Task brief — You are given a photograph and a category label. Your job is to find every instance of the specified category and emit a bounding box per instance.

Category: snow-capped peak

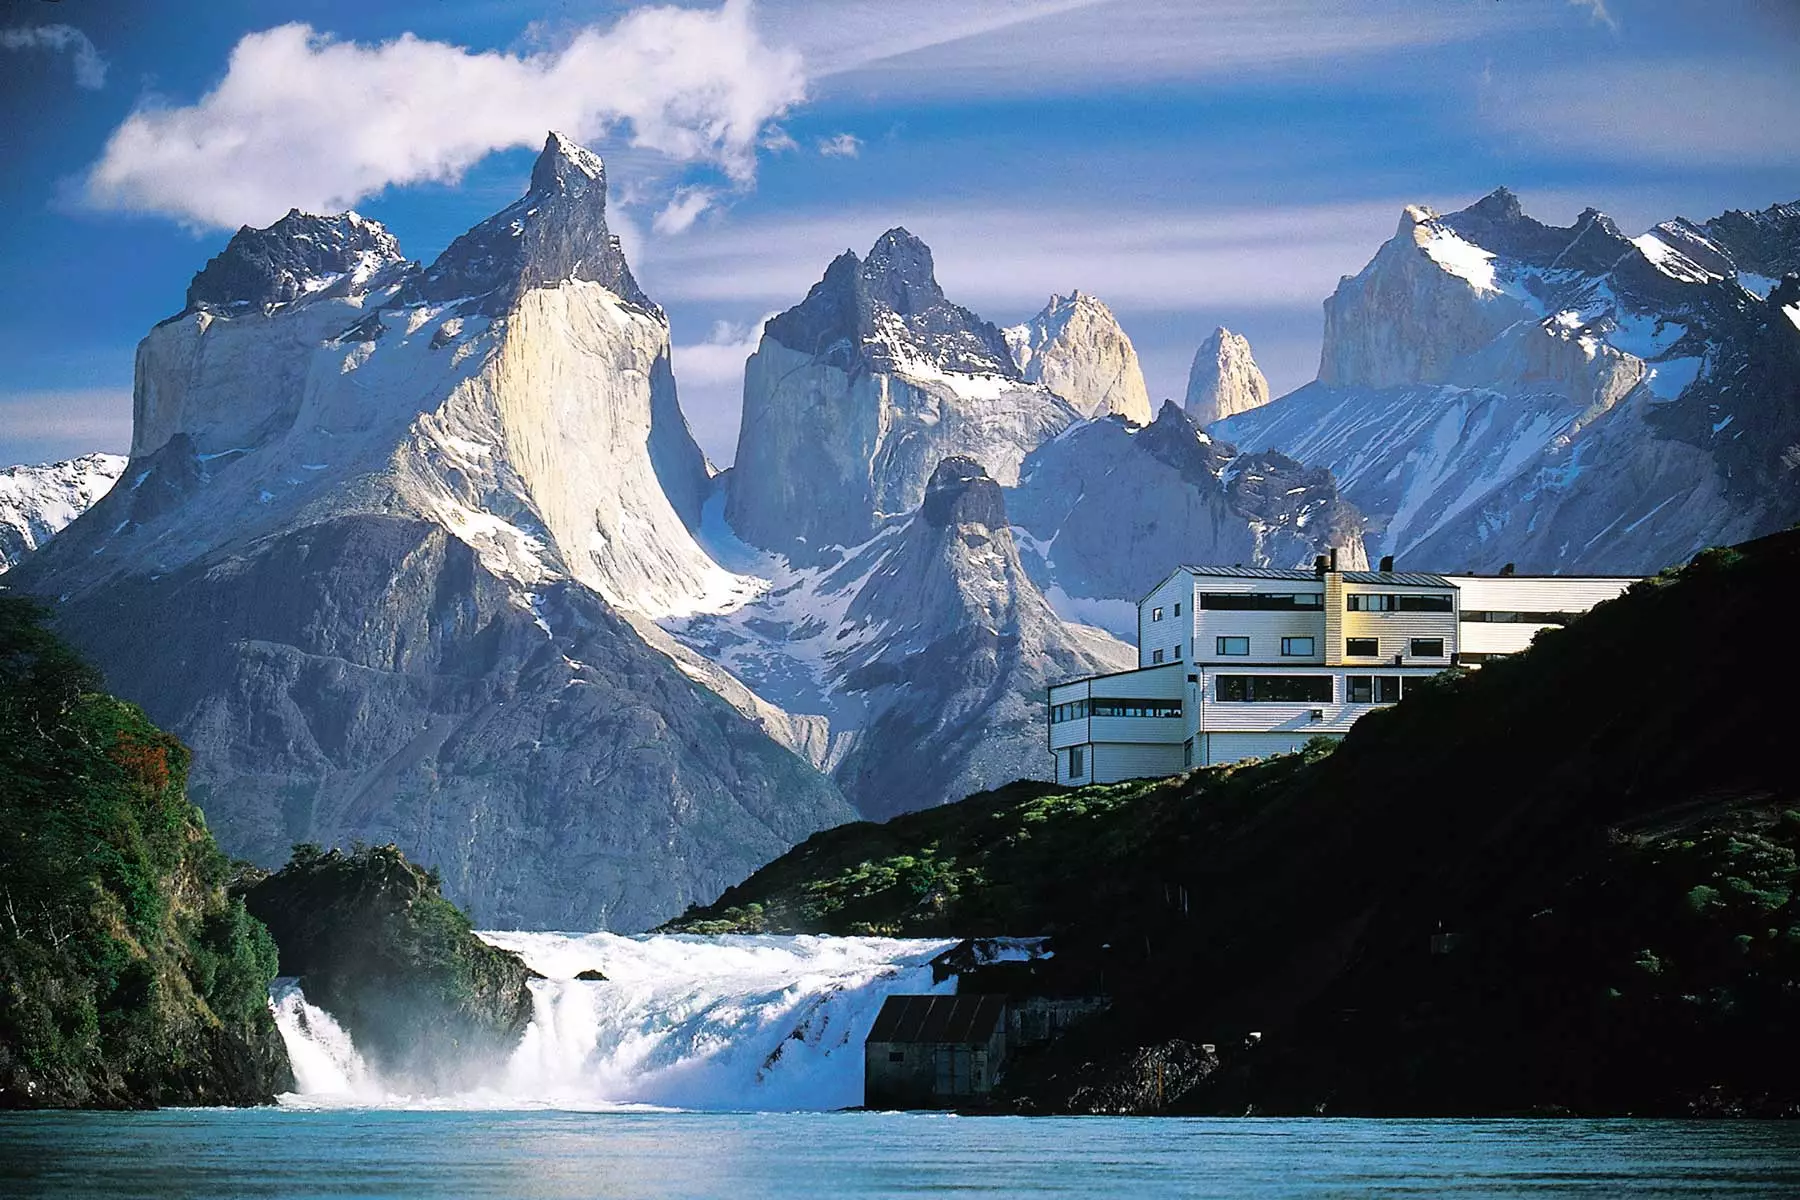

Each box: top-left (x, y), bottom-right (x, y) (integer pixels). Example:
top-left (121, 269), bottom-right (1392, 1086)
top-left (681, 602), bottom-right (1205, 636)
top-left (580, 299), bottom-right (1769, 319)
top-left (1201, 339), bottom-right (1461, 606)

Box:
top-left (184, 209), bottom-right (407, 312)
top-left (0, 452), bottom-right (127, 573)
top-left (1002, 291), bottom-right (1152, 424)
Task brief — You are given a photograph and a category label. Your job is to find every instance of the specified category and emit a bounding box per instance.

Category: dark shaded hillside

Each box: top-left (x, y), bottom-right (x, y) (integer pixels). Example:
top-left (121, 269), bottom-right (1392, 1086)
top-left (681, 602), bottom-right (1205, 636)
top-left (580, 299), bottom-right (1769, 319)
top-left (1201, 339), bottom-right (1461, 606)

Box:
top-left (674, 531), bottom-right (1799, 1115)
top-left (0, 599), bottom-right (289, 1108)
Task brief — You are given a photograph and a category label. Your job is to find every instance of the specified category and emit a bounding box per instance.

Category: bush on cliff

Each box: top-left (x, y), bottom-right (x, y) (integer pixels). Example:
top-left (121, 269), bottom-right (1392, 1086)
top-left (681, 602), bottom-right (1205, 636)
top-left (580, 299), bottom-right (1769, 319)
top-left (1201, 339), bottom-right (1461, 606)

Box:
top-left (0, 597), bottom-right (290, 1108)
top-left (242, 842), bottom-right (535, 1092)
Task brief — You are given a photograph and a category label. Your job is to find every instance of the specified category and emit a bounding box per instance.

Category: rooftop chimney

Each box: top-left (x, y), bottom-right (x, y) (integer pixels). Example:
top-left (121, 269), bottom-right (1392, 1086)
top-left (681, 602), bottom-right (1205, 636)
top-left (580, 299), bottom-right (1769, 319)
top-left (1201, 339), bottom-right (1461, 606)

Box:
top-left (1314, 554), bottom-right (1329, 577)
top-left (1500, 562), bottom-right (1516, 576)
top-left (1379, 554), bottom-right (1395, 573)
top-left (1328, 547), bottom-right (1339, 571)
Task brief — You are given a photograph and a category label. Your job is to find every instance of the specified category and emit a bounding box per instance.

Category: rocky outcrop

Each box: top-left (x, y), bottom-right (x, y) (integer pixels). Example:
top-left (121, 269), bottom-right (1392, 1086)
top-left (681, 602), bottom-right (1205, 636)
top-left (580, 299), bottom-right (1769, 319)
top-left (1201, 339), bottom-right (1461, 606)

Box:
top-left (1219, 188), bottom-right (1800, 572)
top-left (727, 230), bottom-right (1078, 559)
top-left (1184, 326), bottom-right (1269, 425)
top-left (1008, 402), bottom-right (1366, 636)
top-left (1004, 292), bottom-right (1153, 424)
top-left (242, 844), bottom-right (536, 1094)
top-left (0, 453), bottom-right (126, 573)
top-left (185, 210), bottom-right (406, 313)
top-left (13, 132), bottom-right (854, 930)
top-left (673, 458), bottom-right (1131, 821)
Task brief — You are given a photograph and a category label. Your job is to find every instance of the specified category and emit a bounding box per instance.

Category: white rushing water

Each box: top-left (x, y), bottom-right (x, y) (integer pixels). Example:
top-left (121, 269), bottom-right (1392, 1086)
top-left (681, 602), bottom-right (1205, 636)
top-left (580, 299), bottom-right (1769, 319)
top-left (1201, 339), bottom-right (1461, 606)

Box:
top-left (269, 933), bottom-right (960, 1111)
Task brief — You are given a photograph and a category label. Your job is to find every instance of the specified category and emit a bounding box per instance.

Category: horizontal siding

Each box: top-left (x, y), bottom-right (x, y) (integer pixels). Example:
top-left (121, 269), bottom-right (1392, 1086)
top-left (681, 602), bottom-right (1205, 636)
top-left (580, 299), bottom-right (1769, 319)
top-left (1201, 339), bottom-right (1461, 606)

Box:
top-left (1049, 718), bottom-right (1090, 750)
top-left (1341, 610), bottom-right (1458, 662)
top-left (1444, 575), bottom-right (1637, 612)
top-left (1088, 715), bottom-right (1187, 745)
top-left (1089, 662), bottom-right (1187, 700)
top-left (1193, 610), bottom-right (1328, 664)
top-left (1138, 575), bottom-right (1191, 668)
top-left (1201, 732), bottom-right (1319, 765)
top-left (1094, 742), bottom-right (1185, 784)
top-left (1458, 623), bottom-right (1547, 656)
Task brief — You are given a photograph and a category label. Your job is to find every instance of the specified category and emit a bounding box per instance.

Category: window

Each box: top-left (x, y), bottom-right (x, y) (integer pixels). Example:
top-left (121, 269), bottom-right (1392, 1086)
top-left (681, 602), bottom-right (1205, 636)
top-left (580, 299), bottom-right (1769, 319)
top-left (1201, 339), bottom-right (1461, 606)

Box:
top-left (1348, 593), bottom-right (1454, 612)
top-left (1152, 649), bottom-right (1165, 664)
top-left (1068, 746), bottom-right (1084, 778)
top-left (889, 1051), bottom-right (906, 1063)
top-left (1409, 638), bottom-right (1445, 657)
top-left (1280, 636), bottom-right (1316, 657)
top-left (1214, 675), bottom-right (1333, 703)
top-left (1090, 698), bottom-right (1183, 718)
top-left (1376, 676), bottom-right (1403, 704)
top-left (1152, 606), bottom-right (1164, 621)
top-left (1348, 676), bottom-right (1404, 704)
top-left (1462, 610), bottom-right (1576, 625)
top-left (1174, 602), bottom-right (1182, 617)
top-left (1183, 739), bottom-right (1194, 767)
top-left (1050, 699), bottom-right (1090, 723)
top-left (1215, 636), bottom-right (1249, 656)
top-left (1200, 592), bottom-right (1323, 611)
top-left (1346, 637), bottom-right (1379, 657)
top-left (1173, 643), bottom-right (1182, 661)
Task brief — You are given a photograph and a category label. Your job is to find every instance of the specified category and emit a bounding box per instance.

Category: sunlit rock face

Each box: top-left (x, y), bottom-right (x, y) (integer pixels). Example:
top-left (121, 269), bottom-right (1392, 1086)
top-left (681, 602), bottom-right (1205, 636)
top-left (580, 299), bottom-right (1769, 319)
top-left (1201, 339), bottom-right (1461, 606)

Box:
top-left (1184, 326), bottom-right (1270, 426)
top-left (727, 229), bottom-right (1079, 561)
top-left (1217, 188), bottom-right (1800, 573)
top-left (1005, 291), bottom-right (1153, 425)
top-left (12, 133), bottom-right (853, 931)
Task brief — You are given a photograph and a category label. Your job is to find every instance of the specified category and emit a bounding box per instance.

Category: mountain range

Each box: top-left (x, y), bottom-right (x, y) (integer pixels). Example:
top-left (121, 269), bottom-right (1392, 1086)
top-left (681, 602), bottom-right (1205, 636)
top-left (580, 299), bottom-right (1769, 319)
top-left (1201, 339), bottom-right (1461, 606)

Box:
top-left (5, 136), bottom-right (1795, 927)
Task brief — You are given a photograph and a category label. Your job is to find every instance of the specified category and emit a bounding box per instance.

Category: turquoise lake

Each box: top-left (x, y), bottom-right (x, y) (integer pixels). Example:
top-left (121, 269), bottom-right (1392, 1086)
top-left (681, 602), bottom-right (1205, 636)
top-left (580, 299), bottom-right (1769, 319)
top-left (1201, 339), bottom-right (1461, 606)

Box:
top-left (4, 1112), bottom-right (1799, 1198)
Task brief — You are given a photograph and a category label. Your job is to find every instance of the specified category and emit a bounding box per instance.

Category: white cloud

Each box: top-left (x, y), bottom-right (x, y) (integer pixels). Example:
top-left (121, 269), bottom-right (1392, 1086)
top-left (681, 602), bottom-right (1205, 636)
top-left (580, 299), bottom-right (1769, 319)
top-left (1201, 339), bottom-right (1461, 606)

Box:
top-left (816, 133), bottom-right (861, 158)
top-left (1567, 0), bottom-right (1619, 32)
top-left (0, 389), bottom-right (132, 464)
top-left (671, 316), bottom-right (776, 463)
top-left (1481, 61), bottom-right (1800, 167)
top-left (2, 23), bottom-right (107, 89)
top-left (82, 1), bottom-right (805, 228)
top-left (653, 186), bottom-right (718, 235)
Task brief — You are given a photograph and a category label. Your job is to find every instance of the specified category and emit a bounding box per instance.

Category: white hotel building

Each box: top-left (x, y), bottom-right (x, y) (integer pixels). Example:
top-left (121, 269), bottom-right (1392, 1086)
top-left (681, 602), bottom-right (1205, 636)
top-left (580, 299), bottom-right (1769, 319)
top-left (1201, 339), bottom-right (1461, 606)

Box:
top-left (1047, 557), bottom-right (1637, 785)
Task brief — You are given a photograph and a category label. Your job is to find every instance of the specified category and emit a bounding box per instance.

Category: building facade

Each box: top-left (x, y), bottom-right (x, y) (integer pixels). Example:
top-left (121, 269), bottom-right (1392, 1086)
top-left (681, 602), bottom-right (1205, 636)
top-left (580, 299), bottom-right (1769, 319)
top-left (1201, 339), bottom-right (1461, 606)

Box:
top-left (1048, 561), bottom-right (1636, 784)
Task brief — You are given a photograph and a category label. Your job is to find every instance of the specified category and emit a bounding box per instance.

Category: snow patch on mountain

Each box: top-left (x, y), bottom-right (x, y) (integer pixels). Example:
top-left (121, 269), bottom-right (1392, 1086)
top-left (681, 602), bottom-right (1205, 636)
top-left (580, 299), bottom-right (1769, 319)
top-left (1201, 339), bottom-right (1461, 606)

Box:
top-left (0, 453), bottom-right (127, 573)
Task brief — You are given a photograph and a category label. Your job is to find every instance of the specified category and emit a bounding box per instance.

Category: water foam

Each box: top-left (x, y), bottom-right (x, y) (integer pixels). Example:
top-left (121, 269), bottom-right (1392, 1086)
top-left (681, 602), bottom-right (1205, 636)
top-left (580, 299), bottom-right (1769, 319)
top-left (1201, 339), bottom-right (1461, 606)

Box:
top-left (270, 933), bottom-right (959, 1111)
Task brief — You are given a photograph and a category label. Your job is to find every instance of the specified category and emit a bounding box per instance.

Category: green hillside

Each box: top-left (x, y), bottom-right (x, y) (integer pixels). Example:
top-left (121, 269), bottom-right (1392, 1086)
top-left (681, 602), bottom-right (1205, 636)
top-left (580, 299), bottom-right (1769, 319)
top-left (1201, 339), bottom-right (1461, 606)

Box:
top-left (672, 533), bottom-right (1799, 1116)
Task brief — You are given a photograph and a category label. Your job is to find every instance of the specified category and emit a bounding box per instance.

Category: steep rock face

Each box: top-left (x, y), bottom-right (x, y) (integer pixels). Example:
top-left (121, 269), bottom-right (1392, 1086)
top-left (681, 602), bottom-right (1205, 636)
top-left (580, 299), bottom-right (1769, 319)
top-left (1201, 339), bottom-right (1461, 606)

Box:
top-left (727, 230), bottom-right (1079, 559)
top-left (14, 133), bottom-right (852, 930)
top-left (186, 210), bottom-right (406, 313)
top-left (1184, 326), bottom-right (1270, 425)
top-left (1004, 292), bottom-right (1153, 424)
top-left (1218, 188), bottom-right (1800, 572)
top-left (671, 459), bottom-right (1131, 820)
top-left (1009, 403), bottom-right (1367, 636)
top-left (0, 453), bottom-right (126, 573)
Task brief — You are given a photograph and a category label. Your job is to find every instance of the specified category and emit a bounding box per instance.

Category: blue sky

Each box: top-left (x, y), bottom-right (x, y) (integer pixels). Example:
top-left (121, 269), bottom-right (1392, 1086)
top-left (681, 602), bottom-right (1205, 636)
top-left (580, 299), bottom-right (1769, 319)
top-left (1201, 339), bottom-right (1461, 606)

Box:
top-left (2, 0), bottom-right (1796, 466)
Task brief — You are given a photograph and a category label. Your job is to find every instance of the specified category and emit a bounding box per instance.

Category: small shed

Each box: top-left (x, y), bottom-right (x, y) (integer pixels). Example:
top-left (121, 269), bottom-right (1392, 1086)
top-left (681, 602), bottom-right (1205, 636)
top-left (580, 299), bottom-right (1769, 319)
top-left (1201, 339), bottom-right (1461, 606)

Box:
top-left (863, 994), bottom-right (1007, 1110)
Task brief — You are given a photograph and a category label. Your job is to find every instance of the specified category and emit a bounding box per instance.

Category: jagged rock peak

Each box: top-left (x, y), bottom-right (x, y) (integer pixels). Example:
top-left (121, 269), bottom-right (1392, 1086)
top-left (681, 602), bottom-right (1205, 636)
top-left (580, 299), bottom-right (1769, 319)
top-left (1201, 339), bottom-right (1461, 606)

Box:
top-left (410, 131), bottom-right (651, 315)
top-left (762, 228), bottom-right (1018, 377)
top-left (530, 130), bottom-right (605, 195)
top-left (1003, 291), bottom-right (1152, 423)
top-left (185, 210), bottom-right (406, 312)
top-left (1185, 326), bottom-right (1271, 426)
top-left (921, 455), bottom-right (1007, 529)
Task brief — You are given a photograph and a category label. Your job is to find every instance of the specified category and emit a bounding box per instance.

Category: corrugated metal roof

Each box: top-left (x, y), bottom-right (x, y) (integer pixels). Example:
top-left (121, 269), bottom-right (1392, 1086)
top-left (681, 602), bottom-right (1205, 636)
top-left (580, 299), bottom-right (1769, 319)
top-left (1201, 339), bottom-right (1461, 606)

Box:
top-left (1177, 565), bottom-right (1452, 587)
top-left (867, 994), bottom-right (1005, 1044)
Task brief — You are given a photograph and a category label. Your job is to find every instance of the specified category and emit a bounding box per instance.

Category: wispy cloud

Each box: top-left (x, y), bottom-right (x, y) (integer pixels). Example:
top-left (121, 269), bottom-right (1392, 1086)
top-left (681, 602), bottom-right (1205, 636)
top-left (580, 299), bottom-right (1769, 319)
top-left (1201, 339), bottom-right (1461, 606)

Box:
top-left (1481, 60), bottom-right (1800, 167)
top-left (653, 185), bottom-right (718, 235)
top-left (1567, 0), bottom-right (1619, 32)
top-left (2, 24), bottom-right (107, 89)
top-left (0, 388), bottom-right (132, 465)
top-left (816, 133), bottom-right (860, 158)
top-left (82, 1), bottom-right (804, 228)
top-left (671, 316), bottom-right (776, 462)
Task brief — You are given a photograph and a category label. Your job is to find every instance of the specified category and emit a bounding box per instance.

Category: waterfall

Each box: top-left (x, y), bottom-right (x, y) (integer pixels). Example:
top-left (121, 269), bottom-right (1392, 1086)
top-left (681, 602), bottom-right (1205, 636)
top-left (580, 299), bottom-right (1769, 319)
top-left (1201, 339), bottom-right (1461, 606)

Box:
top-left (269, 978), bottom-right (381, 1104)
top-left (268, 933), bottom-right (960, 1110)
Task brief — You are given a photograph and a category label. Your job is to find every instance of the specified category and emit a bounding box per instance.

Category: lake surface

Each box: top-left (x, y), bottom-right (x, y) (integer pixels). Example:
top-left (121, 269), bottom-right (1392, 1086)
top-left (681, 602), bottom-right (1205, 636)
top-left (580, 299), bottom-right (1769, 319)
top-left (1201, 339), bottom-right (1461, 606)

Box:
top-left (4, 1111), bottom-right (1799, 1199)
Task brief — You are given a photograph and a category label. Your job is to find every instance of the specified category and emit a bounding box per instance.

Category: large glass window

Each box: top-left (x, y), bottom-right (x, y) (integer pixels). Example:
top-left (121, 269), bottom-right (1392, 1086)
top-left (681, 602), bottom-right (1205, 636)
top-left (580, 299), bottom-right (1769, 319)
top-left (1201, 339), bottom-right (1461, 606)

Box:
top-left (1409, 638), bottom-right (1445, 657)
top-left (1200, 592), bottom-right (1323, 611)
top-left (1280, 636), bottom-right (1316, 656)
top-left (1215, 636), bottom-right (1249, 656)
top-left (1347, 676), bottom-right (1404, 704)
top-left (1068, 746), bottom-right (1084, 778)
top-left (1347, 593), bottom-right (1453, 612)
top-left (1214, 675), bottom-right (1333, 703)
top-left (1462, 610), bottom-right (1575, 624)
top-left (1050, 699), bottom-right (1090, 723)
top-left (1090, 698), bottom-right (1182, 718)
top-left (1346, 637), bottom-right (1379, 656)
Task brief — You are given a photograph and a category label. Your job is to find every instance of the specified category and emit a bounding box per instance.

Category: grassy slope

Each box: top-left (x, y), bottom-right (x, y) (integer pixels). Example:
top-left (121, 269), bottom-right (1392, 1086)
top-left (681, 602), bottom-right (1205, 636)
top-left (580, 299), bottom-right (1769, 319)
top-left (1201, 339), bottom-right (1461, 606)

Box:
top-left (673, 533), bottom-right (1798, 1115)
top-left (0, 598), bottom-right (289, 1108)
